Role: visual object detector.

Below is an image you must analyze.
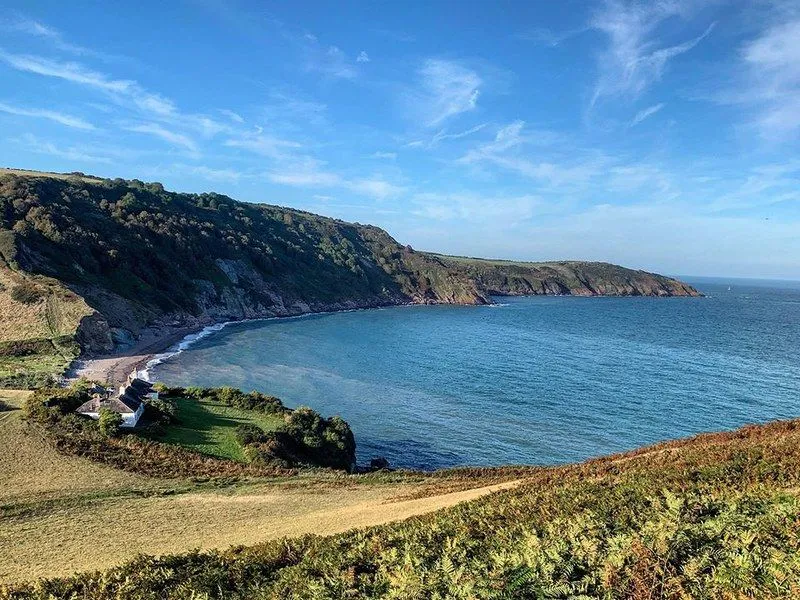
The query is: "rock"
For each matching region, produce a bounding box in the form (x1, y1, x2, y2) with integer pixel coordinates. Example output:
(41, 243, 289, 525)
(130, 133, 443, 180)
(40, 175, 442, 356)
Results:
(370, 456, 390, 471)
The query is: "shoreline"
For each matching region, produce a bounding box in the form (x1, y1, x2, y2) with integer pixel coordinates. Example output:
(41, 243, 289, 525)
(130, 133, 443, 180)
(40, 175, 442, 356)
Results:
(69, 303, 419, 386)
(69, 290, 705, 387)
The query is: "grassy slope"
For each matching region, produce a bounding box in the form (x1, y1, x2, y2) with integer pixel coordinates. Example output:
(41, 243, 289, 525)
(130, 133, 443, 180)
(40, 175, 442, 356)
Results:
(6, 418, 800, 598)
(0, 394, 515, 585)
(154, 397, 285, 462)
(0, 267, 92, 387)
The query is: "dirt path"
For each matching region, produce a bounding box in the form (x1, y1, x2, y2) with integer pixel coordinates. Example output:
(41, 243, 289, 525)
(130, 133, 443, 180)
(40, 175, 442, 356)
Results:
(1, 477, 520, 584)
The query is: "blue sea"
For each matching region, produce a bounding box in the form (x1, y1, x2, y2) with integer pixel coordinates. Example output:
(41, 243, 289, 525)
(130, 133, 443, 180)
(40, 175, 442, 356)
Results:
(150, 278, 800, 470)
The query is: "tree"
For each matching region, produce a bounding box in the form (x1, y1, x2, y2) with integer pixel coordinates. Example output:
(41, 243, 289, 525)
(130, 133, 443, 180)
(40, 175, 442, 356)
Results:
(98, 408, 123, 437)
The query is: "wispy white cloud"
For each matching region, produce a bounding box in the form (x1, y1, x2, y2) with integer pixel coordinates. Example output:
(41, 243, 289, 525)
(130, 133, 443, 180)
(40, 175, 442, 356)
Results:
(458, 121, 608, 187)
(408, 59, 482, 127)
(515, 26, 586, 47)
(731, 18, 800, 139)
(224, 130, 302, 159)
(14, 133, 112, 163)
(263, 91, 327, 128)
(356, 51, 370, 63)
(412, 191, 541, 222)
(219, 109, 244, 123)
(265, 156, 403, 199)
(0, 49, 229, 143)
(0, 101, 95, 130)
(4, 17, 115, 60)
(590, 1, 714, 106)
(372, 151, 397, 160)
(125, 123, 199, 154)
(629, 102, 665, 126)
(348, 178, 403, 200)
(302, 35, 361, 80)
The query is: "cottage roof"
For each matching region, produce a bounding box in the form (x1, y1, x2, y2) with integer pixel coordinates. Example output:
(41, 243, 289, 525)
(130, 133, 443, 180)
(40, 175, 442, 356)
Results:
(76, 394, 139, 415)
(128, 378, 153, 393)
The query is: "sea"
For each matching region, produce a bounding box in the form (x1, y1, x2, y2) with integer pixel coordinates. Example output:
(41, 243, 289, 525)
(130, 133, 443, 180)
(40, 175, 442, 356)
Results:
(148, 278, 800, 470)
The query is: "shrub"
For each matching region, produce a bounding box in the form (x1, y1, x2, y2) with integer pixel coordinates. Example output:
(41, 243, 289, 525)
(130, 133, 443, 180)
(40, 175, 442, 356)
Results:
(235, 423, 266, 446)
(146, 398, 178, 424)
(283, 406, 356, 471)
(10, 280, 43, 304)
(98, 408, 123, 437)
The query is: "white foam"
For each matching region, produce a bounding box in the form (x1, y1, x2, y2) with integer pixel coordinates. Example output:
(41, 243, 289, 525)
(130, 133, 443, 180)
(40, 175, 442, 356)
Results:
(136, 308, 371, 382)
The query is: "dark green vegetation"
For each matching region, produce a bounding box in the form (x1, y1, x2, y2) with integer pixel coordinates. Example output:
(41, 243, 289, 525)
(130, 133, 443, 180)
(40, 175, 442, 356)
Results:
(0, 169, 698, 386)
(160, 386, 357, 471)
(21, 383, 356, 476)
(6, 419, 799, 599)
(433, 253, 700, 297)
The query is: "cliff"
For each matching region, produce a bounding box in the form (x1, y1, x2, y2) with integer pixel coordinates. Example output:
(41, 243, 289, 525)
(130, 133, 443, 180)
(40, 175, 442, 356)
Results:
(0, 169, 700, 384)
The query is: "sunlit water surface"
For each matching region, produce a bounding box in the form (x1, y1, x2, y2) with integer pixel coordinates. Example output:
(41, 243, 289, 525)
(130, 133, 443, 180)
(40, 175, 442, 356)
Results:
(151, 279, 800, 469)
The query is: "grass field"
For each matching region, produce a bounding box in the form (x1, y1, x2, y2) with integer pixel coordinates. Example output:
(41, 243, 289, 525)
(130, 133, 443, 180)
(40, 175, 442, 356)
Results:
(154, 396, 286, 462)
(0, 391, 513, 584)
(8, 418, 800, 598)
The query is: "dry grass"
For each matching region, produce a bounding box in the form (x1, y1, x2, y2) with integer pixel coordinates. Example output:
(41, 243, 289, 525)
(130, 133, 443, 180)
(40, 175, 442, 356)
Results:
(0, 267, 92, 343)
(0, 398, 153, 505)
(0, 168, 104, 183)
(0, 477, 518, 583)
(0, 397, 514, 584)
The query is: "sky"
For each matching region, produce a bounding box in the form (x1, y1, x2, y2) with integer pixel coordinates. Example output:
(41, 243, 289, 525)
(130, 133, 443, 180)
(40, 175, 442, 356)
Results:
(0, 1, 798, 279)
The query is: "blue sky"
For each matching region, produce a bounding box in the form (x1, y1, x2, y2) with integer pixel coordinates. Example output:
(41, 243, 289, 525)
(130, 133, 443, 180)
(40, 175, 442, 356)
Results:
(0, 1, 798, 278)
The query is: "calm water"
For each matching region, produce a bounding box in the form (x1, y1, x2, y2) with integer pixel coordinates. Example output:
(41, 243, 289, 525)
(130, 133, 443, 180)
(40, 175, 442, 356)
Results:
(150, 278, 800, 470)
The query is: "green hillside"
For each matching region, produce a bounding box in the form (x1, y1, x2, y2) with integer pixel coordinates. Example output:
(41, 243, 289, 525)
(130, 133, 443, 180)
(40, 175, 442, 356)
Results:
(6, 418, 799, 598)
(0, 169, 700, 386)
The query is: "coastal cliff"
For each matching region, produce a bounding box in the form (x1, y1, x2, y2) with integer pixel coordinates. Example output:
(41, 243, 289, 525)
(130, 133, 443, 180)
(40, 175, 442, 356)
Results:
(0, 170, 700, 384)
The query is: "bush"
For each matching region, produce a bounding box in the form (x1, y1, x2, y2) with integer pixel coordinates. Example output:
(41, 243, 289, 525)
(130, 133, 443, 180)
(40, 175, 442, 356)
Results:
(283, 406, 356, 471)
(146, 398, 178, 424)
(98, 408, 123, 437)
(10, 280, 43, 304)
(235, 423, 266, 446)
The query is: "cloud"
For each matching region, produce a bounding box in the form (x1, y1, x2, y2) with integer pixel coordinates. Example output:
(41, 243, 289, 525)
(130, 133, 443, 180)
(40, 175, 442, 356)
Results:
(0, 49, 229, 141)
(372, 151, 397, 160)
(629, 102, 665, 126)
(735, 18, 800, 139)
(515, 26, 586, 47)
(412, 192, 541, 222)
(224, 131, 302, 159)
(15, 133, 111, 163)
(589, 1, 714, 106)
(410, 59, 482, 126)
(263, 91, 327, 128)
(4, 17, 114, 60)
(182, 165, 243, 183)
(0, 50, 133, 92)
(265, 156, 403, 199)
(356, 51, 370, 63)
(348, 178, 403, 200)
(302, 36, 360, 80)
(219, 109, 244, 123)
(458, 121, 607, 187)
(125, 123, 199, 154)
(267, 168, 342, 187)
(0, 101, 95, 130)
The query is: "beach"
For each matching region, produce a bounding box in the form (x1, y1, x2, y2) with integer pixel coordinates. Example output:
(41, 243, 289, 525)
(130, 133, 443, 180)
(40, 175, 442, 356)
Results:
(70, 325, 202, 385)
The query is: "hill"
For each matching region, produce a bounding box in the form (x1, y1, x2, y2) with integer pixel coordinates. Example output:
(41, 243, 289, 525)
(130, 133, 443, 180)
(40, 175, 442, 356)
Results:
(4, 410, 799, 597)
(0, 169, 700, 386)
(0, 388, 521, 585)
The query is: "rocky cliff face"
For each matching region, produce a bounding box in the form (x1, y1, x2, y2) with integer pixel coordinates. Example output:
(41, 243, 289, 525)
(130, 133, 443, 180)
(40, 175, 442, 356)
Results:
(0, 171, 700, 359)
(433, 257, 700, 298)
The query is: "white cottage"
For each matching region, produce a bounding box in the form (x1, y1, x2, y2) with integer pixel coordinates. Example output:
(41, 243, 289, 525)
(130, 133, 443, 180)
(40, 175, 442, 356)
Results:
(75, 377, 155, 428)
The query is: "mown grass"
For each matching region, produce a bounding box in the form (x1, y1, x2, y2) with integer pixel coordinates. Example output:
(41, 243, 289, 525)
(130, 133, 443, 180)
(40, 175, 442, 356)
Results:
(154, 396, 285, 462)
(7, 419, 800, 599)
